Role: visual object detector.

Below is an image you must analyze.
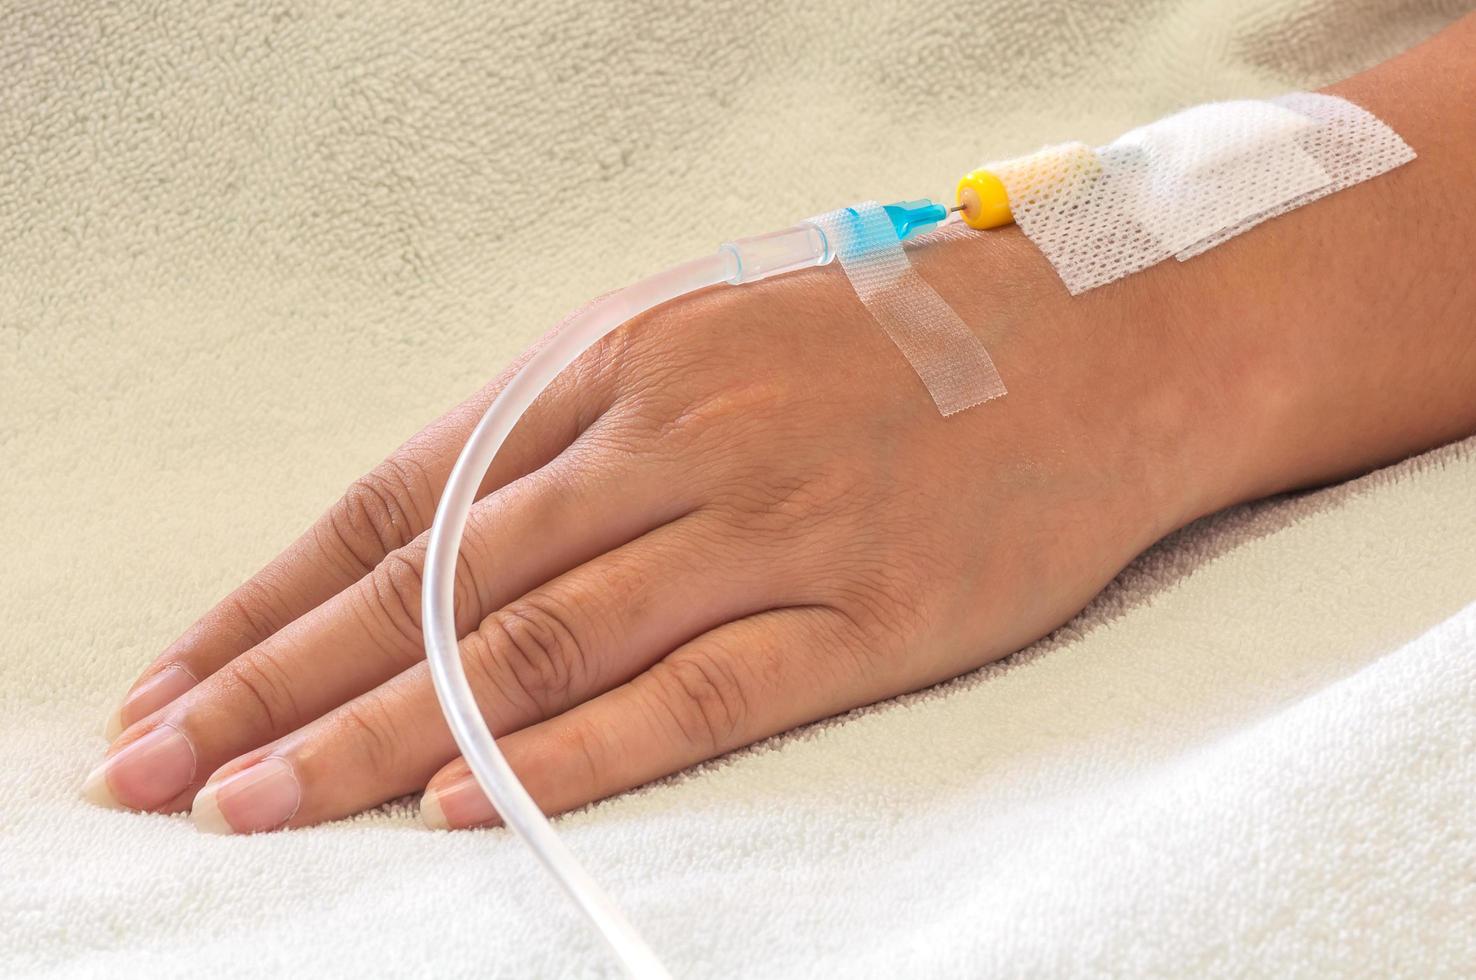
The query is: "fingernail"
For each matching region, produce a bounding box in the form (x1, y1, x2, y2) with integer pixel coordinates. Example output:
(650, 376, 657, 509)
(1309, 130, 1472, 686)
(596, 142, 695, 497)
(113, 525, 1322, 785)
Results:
(81, 724, 197, 811)
(191, 757, 301, 835)
(420, 773, 497, 830)
(106, 665, 197, 739)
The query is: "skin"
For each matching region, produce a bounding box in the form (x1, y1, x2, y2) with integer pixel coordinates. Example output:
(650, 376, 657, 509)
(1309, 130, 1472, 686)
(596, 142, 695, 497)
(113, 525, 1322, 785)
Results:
(84, 15, 1476, 833)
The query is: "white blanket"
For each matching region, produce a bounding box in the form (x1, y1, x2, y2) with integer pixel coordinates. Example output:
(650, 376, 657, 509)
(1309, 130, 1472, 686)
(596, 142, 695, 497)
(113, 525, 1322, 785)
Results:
(3, 1, 1473, 975)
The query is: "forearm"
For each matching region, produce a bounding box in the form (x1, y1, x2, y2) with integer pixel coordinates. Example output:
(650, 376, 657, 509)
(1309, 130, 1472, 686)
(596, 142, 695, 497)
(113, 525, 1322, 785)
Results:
(914, 13, 1476, 536)
(1221, 13, 1476, 502)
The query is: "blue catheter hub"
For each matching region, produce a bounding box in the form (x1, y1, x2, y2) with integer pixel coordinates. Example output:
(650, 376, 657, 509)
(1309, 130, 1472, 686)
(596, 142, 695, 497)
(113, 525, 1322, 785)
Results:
(881, 199, 949, 241)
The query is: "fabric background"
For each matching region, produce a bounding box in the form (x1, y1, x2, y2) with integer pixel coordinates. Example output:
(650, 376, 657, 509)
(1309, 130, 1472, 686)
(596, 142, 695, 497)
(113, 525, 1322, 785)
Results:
(3, 1, 1473, 976)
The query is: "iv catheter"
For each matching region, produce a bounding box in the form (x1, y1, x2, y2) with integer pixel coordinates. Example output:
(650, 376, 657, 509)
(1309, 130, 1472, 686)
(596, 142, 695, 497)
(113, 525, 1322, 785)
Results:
(421, 186, 1017, 978)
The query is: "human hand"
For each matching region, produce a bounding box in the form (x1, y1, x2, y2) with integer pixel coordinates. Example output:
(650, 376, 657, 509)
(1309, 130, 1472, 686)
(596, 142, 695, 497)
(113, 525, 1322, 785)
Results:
(82, 222, 1229, 833)
(83, 14, 1476, 832)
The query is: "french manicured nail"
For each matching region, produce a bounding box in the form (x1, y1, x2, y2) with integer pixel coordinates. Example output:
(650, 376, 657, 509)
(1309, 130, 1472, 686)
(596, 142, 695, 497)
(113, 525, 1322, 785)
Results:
(191, 757, 301, 835)
(106, 665, 197, 739)
(81, 724, 197, 811)
(421, 773, 497, 830)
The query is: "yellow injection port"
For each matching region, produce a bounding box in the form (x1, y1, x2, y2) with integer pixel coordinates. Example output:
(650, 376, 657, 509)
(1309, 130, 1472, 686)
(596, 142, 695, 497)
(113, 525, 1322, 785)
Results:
(955, 168, 1015, 230)
(956, 144, 1101, 231)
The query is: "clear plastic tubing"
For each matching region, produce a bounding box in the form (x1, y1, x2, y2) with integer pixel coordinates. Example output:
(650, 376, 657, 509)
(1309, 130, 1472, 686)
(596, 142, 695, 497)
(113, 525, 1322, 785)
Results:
(421, 221, 833, 979)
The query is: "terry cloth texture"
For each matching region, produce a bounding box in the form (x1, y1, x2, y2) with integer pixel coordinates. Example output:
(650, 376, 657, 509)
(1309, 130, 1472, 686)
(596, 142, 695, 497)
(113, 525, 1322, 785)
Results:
(2, 2, 1474, 976)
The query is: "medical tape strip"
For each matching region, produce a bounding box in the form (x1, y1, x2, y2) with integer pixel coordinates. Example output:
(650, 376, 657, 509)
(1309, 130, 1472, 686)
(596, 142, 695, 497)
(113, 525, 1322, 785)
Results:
(985, 93, 1414, 294)
(1177, 93, 1416, 258)
(805, 203, 1006, 416)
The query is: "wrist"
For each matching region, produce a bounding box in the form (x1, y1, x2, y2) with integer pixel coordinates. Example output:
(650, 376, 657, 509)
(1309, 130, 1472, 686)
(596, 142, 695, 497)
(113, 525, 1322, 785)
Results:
(919, 222, 1241, 543)
(1155, 33, 1476, 512)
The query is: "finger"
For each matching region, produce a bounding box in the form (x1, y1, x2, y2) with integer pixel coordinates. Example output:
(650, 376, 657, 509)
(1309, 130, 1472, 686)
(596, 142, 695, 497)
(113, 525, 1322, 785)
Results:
(106, 336, 617, 737)
(420, 606, 868, 829)
(183, 514, 784, 833)
(86, 424, 682, 814)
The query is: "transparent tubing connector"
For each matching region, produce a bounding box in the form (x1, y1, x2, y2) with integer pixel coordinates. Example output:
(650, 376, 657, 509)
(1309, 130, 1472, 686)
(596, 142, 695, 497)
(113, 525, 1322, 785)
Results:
(422, 202, 943, 978)
(719, 222, 831, 283)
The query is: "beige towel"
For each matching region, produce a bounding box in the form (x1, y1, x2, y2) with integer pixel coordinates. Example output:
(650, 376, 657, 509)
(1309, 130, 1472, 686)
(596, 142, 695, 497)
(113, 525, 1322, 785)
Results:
(3, 1, 1473, 975)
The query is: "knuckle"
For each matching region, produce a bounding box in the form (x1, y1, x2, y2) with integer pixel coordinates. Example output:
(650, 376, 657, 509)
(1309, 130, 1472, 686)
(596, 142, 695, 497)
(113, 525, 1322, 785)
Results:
(626, 373, 784, 456)
(445, 528, 495, 635)
(327, 463, 430, 570)
(336, 693, 409, 776)
(479, 597, 590, 716)
(646, 386, 753, 456)
(708, 468, 856, 539)
(368, 551, 427, 649)
(223, 576, 291, 643)
(830, 557, 928, 648)
(220, 648, 301, 734)
(547, 722, 608, 805)
(653, 650, 749, 755)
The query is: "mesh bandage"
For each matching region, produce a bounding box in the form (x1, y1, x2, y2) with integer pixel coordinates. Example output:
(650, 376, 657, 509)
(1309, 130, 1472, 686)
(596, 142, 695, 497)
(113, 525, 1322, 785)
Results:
(987, 93, 1414, 294)
(806, 203, 1006, 415)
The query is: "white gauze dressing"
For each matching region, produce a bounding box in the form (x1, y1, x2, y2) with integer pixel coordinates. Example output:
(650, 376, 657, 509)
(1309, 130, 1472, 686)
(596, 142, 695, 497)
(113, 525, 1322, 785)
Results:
(985, 93, 1414, 294)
